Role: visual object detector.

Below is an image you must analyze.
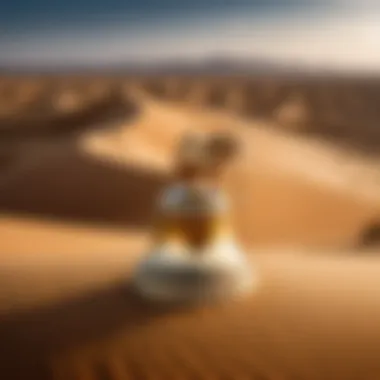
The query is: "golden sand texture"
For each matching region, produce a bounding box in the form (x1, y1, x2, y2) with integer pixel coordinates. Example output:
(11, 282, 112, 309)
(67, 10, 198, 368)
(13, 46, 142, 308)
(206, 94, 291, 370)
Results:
(1, 76, 380, 379)
(2, 250, 380, 380)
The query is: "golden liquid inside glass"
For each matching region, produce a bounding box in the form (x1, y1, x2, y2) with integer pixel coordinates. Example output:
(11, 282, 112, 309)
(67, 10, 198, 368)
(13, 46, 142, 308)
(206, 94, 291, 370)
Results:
(154, 211, 228, 251)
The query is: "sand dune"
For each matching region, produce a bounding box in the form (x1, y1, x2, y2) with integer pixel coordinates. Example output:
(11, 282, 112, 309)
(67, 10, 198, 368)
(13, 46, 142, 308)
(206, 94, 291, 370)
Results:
(0, 88, 132, 139)
(1, 94, 380, 247)
(1, 76, 380, 379)
(0, 141, 168, 228)
(3, 250, 380, 380)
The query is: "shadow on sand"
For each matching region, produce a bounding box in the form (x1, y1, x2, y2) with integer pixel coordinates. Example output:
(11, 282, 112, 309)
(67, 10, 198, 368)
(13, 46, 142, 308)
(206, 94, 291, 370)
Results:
(0, 282, 183, 380)
(0, 142, 171, 228)
(0, 87, 136, 140)
(0, 86, 174, 228)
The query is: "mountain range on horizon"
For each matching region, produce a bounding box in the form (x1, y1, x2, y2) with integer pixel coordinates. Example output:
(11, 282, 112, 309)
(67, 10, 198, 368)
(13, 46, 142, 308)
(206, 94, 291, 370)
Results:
(0, 56, 378, 77)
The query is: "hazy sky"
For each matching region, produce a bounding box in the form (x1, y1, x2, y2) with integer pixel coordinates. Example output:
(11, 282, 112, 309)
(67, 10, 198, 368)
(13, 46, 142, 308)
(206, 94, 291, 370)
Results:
(1, 0, 379, 71)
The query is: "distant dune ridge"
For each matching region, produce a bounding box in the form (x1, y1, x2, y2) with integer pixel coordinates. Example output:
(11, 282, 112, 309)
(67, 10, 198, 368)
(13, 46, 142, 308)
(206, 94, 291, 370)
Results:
(0, 82, 136, 138)
(1, 73, 380, 379)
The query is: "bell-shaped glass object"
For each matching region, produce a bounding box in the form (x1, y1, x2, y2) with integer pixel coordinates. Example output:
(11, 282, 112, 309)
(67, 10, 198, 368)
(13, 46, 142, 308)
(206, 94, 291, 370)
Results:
(132, 182, 256, 304)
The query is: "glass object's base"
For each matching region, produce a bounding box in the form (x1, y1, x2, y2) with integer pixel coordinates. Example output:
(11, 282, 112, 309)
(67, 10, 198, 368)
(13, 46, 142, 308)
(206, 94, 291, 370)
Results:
(132, 244, 257, 304)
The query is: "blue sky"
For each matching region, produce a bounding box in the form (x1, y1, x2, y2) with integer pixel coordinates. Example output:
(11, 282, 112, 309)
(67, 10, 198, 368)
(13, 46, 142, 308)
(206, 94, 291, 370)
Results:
(1, 1, 379, 71)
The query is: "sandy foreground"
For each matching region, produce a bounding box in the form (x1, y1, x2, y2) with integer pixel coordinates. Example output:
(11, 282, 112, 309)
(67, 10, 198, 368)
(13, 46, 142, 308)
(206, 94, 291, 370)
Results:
(1, 96, 380, 379)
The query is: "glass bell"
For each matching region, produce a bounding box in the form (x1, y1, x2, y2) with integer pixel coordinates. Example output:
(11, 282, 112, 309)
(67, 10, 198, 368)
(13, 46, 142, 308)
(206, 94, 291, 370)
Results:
(132, 132, 257, 303)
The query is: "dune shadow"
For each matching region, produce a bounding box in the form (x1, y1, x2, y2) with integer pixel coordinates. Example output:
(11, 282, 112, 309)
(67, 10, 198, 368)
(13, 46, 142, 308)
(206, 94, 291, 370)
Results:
(0, 147, 17, 171)
(305, 121, 380, 155)
(357, 220, 380, 249)
(0, 84, 174, 228)
(0, 142, 170, 228)
(0, 87, 137, 140)
(0, 282, 183, 380)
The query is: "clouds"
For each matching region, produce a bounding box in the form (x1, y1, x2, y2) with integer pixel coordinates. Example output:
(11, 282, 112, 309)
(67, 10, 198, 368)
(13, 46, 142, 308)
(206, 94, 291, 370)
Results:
(0, 0, 379, 72)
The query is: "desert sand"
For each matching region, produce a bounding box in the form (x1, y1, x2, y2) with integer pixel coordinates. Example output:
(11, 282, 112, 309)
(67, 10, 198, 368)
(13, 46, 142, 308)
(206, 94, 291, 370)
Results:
(1, 76, 380, 379)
